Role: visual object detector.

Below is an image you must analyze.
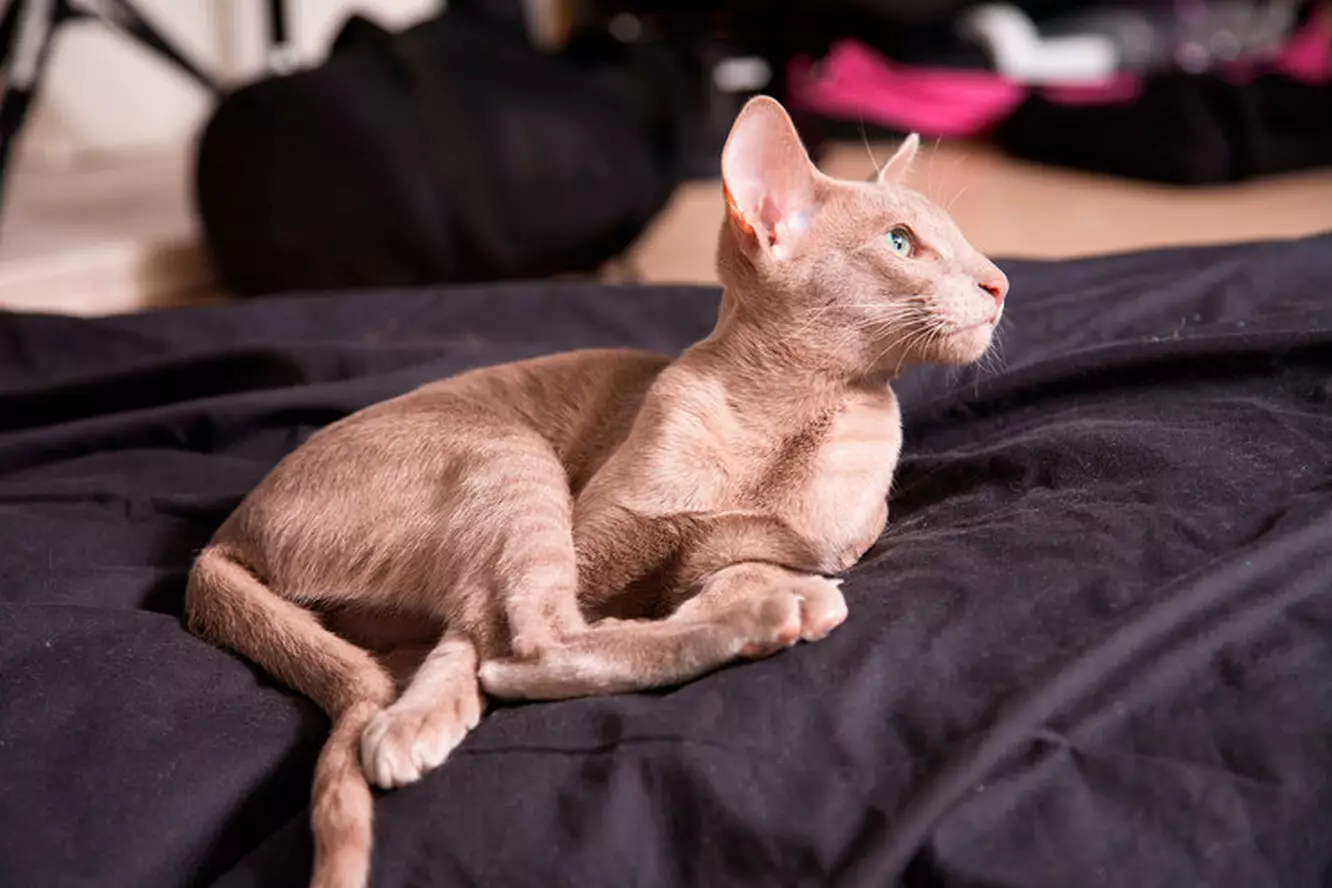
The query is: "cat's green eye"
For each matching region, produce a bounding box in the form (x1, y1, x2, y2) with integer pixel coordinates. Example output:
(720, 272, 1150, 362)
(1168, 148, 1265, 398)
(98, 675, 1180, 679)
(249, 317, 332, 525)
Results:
(885, 227, 914, 257)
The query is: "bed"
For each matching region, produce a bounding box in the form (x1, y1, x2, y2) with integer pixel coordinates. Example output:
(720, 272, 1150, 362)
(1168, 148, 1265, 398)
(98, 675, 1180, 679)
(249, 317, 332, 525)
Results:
(2, 233, 1330, 887)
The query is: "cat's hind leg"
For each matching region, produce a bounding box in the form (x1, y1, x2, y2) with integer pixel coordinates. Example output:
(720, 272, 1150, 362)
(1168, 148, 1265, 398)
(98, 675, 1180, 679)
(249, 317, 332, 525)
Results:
(360, 631, 484, 789)
(360, 433, 585, 786)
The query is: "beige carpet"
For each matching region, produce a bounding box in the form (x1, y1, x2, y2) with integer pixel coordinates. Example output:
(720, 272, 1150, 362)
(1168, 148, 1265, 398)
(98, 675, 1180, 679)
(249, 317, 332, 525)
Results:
(627, 140, 1332, 284)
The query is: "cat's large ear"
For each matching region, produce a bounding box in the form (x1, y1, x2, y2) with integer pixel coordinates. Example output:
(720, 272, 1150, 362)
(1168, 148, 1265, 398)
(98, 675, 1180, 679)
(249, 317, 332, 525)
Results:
(875, 133, 920, 186)
(721, 96, 819, 258)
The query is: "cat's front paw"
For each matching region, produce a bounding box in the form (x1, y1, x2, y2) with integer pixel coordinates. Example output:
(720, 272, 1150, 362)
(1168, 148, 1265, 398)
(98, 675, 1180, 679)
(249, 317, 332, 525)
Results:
(735, 575, 846, 657)
(360, 692, 482, 789)
(795, 576, 848, 641)
(735, 588, 803, 658)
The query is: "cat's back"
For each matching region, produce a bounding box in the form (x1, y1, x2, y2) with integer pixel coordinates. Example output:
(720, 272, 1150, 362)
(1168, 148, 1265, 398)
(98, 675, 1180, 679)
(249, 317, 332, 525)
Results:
(425, 347, 671, 424)
(214, 348, 671, 567)
(274, 346, 670, 460)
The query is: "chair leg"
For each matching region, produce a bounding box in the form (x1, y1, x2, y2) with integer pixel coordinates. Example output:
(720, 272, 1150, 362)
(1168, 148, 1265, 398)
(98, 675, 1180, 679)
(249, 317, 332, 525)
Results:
(0, 0, 60, 224)
(266, 0, 296, 74)
(0, 1, 21, 70)
(0, 0, 222, 227)
(82, 0, 219, 93)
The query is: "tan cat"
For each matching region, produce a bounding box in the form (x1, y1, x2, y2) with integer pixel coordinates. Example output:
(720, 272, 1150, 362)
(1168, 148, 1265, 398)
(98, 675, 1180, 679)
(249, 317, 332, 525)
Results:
(184, 96, 1007, 888)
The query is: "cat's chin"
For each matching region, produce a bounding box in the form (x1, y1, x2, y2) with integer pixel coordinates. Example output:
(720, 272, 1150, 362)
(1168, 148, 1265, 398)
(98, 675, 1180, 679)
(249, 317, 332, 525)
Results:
(935, 322, 998, 365)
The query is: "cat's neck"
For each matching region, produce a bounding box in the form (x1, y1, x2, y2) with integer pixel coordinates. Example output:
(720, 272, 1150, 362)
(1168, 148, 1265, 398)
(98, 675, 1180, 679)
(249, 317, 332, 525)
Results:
(709, 238, 902, 389)
(683, 289, 896, 411)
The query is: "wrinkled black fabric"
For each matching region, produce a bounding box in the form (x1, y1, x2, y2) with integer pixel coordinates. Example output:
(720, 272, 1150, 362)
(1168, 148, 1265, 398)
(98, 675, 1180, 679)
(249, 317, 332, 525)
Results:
(2, 235, 1331, 888)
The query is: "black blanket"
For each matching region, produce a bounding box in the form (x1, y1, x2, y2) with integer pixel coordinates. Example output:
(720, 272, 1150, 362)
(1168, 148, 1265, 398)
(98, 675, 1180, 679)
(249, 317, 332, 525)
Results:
(2, 235, 1330, 888)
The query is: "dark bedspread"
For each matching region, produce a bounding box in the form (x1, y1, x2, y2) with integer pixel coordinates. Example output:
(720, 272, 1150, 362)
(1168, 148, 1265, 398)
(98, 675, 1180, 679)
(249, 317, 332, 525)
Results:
(2, 234, 1330, 888)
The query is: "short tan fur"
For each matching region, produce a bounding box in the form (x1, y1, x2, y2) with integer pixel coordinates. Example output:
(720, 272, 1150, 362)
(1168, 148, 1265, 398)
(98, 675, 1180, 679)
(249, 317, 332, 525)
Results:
(184, 96, 1007, 888)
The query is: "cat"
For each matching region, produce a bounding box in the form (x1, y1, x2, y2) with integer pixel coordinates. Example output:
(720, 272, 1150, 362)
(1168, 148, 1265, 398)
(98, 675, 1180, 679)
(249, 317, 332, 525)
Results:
(184, 96, 1007, 888)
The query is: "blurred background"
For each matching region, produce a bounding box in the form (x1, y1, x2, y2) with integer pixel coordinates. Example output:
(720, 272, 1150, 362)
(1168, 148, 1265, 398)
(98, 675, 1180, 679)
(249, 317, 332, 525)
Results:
(1, 0, 1330, 315)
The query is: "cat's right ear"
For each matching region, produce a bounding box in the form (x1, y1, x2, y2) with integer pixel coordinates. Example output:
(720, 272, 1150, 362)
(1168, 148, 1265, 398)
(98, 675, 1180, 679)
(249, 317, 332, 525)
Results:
(721, 96, 819, 259)
(875, 133, 920, 186)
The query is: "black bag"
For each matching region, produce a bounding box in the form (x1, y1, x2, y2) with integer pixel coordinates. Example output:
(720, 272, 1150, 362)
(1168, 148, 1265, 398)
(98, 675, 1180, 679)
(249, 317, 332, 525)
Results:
(996, 72, 1332, 185)
(195, 11, 688, 296)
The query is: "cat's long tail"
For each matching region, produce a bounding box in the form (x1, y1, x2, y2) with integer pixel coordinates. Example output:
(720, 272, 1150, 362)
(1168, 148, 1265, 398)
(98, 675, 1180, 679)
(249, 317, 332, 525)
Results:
(185, 545, 394, 888)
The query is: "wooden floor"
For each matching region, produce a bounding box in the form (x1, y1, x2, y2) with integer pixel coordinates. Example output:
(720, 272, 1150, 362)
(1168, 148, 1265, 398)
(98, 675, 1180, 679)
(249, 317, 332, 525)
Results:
(628, 140, 1332, 284)
(2, 140, 1331, 315)
(0, 151, 218, 315)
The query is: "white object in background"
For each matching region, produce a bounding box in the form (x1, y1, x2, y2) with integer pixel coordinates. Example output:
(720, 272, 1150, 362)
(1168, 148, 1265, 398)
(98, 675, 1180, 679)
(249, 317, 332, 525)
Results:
(17, 0, 216, 167)
(713, 56, 772, 93)
(960, 3, 1120, 84)
(18, 0, 441, 167)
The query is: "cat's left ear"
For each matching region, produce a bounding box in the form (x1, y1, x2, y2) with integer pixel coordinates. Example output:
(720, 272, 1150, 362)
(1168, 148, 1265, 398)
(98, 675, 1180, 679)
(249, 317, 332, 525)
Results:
(721, 96, 820, 258)
(875, 133, 920, 186)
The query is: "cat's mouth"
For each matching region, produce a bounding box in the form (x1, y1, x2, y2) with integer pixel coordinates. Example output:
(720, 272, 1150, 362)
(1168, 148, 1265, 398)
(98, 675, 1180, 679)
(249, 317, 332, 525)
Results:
(954, 314, 1001, 333)
(932, 312, 1001, 365)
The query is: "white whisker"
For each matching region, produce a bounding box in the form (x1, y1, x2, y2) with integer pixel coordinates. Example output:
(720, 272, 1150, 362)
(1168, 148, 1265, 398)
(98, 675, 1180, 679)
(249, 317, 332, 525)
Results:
(860, 116, 880, 177)
(946, 181, 972, 212)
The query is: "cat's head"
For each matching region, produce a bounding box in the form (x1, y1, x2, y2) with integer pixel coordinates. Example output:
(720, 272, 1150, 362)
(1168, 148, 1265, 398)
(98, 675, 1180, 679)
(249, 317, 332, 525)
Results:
(716, 96, 1007, 374)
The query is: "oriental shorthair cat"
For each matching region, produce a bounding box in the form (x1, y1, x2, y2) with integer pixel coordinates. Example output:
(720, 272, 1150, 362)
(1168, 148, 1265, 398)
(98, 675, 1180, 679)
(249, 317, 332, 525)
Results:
(185, 96, 1008, 888)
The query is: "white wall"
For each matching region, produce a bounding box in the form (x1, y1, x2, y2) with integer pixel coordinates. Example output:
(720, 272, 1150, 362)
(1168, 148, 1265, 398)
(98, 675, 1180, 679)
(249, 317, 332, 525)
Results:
(18, 0, 442, 166)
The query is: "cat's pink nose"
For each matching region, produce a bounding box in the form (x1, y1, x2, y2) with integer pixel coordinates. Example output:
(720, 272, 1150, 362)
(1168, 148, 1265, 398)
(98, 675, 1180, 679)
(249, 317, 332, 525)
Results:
(978, 272, 1008, 306)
